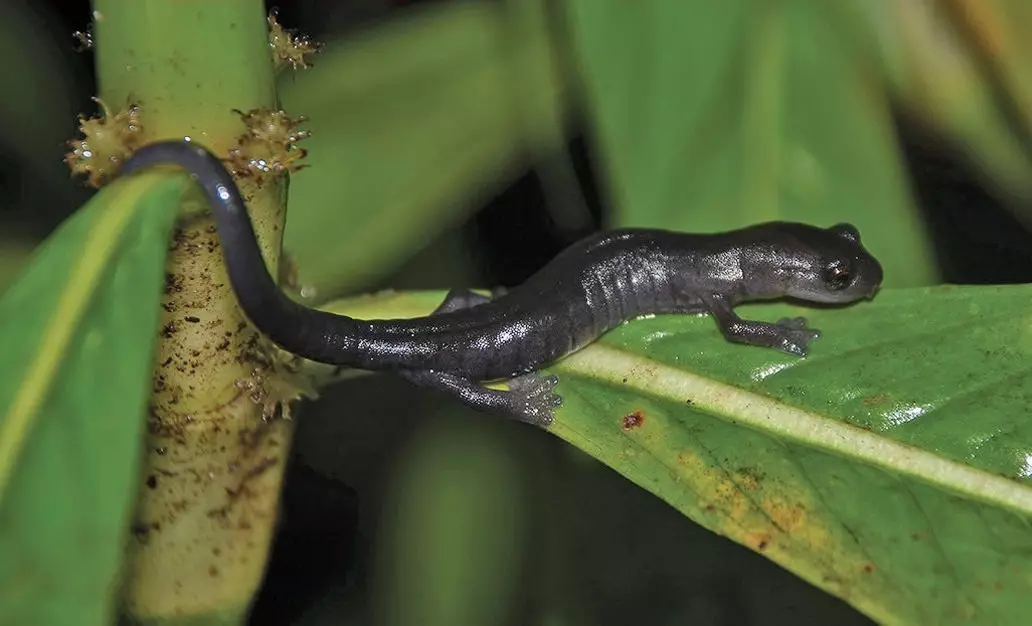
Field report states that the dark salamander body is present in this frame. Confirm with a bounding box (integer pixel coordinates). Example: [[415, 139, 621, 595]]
[[121, 141, 883, 425]]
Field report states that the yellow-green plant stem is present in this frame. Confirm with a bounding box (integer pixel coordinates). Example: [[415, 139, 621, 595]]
[[93, 1, 290, 623]]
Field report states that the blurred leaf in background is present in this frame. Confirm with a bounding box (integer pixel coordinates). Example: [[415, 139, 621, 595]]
[[846, 0, 1032, 217], [564, 0, 937, 286], [280, 0, 574, 299]]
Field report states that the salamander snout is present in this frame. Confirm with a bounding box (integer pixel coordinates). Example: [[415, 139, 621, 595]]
[[775, 222, 885, 305]]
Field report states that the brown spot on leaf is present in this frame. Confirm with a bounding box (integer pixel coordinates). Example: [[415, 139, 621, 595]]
[[747, 533, 771, 551], [735, 467, 765, 490], [622, 409, 645, 430]]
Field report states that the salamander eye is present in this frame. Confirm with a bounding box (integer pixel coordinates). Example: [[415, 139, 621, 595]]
[[823, 261, 853, 290]]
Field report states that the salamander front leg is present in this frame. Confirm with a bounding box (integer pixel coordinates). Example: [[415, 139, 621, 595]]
[[702, 294, 820, 356], [397, 369, 561, 427]]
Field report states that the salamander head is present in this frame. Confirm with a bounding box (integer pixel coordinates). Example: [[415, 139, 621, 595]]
[[743, 222, 884, 304]]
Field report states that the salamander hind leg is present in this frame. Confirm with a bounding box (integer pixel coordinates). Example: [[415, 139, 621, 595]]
[[397, 369, 562, 427]]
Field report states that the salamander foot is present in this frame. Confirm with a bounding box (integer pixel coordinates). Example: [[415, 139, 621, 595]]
[[396, 369, 562, 427], [505, 373, 563, 427]]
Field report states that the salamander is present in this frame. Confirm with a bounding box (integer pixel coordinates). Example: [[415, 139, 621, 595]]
[[120, 141, 884, 426]]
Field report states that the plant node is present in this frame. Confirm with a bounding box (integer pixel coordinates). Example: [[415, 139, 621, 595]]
[[268, 8, 322, 72], [225, 108, 310, 184], [65, 98, 143, 187]]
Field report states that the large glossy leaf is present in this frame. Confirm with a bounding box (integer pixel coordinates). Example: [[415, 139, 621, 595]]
[[563, 0, 937, 287], [0, 173, 185, 626], [279, 0, 567, 299], [318, 285, 1032, 625]]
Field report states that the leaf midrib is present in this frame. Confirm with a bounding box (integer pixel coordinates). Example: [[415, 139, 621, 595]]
[[552, 342, 1032, 512]]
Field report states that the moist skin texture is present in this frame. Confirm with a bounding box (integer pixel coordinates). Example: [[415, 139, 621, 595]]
[[121, 141, 884, 426]]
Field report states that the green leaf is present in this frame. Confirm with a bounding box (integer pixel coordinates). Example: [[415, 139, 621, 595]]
[[279, 0, 567, 298], [0, 173, 184, 626], [564, 0, 937, 287], [551, 286, 1032, 626], [318, 286, 1032, 625]]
